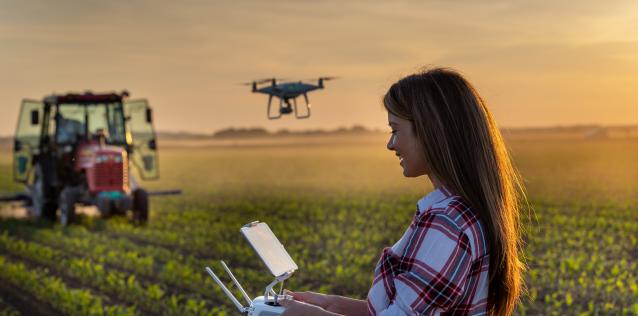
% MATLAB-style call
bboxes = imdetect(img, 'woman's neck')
[428,174,443,189]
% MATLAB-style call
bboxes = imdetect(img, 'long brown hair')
[383,67,526,315]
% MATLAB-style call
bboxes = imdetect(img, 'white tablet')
[240,222,298,277]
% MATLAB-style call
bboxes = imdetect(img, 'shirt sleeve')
[376,211,473,315]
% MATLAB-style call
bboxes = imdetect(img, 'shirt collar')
[417,186,452,214]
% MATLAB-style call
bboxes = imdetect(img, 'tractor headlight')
[95,154,109,163]
[113,155,123,163]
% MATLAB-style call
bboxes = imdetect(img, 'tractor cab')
[13,91,161,225]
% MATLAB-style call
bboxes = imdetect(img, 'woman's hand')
[279,290,345,316]
[284,290,343,313]
[280,290,368,316]
[279,297,342,316]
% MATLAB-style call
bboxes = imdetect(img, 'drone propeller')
[240,78,271,86]
[240,78,288,86]
[303,76,340,82]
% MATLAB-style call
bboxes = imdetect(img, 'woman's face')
[387,112,430,177]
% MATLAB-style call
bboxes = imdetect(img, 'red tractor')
[10,91,176,226]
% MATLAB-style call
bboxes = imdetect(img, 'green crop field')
[0,135,637,315]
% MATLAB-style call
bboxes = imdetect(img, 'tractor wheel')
[32,164,57,221]
[59,187,77,227]
[132,189,149,224]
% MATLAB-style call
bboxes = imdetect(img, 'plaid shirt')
[367,187,490,315]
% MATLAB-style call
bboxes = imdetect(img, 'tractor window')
[87,103,126,144]
[47,106,57,142]
[56,104,86,144]
[15,100,43,148]
[56,104,126,145]
[87,105,109,140]
[106,103,126,144]
[125,99,158,180]
[14,99,44,182]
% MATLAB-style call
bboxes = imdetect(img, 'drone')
[243,77,338,119]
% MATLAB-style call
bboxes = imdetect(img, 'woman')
[281,67,526,315]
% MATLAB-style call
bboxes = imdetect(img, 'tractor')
[10,91,174,225]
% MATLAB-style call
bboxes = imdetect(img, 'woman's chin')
[400,161,420,177]
[402,166,426,178]
[402,168,417,178]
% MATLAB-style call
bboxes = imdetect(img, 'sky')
[0,0,637,135]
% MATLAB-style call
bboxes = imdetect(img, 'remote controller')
[205,222,298,315]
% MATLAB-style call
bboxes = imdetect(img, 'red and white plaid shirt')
[367,187,490,315]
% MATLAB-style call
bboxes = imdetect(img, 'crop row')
[0,232,229,315]
[0,255,136,316]
[0,220,268,306]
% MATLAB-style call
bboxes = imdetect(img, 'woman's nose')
[387,135,395,151]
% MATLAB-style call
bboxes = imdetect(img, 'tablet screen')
[240,222,298,277]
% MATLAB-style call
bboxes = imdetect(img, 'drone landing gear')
[267,95,283,120]
[293,93,311,119]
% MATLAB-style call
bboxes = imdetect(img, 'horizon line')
[1,123,636,139]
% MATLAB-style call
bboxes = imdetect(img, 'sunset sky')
[1,0,637,135]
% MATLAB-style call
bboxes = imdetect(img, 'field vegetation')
[0,134,637,315]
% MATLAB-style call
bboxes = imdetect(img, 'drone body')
[244,77,337,119]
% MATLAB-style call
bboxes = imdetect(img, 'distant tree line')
[157,125,377,139]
